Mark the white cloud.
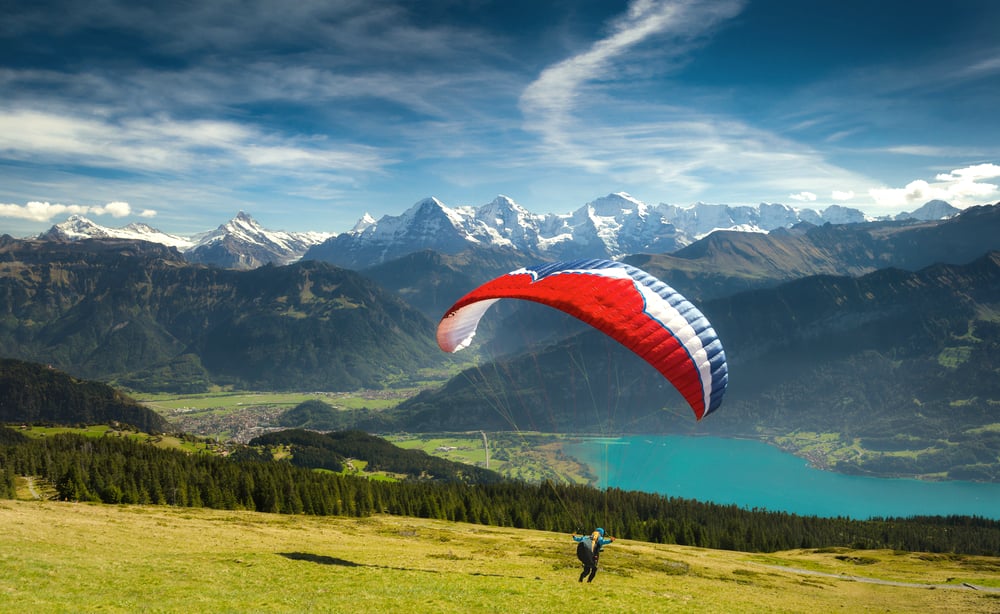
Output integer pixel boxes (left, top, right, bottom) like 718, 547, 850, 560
935, 163, 1000, 182
789, 191, 817, 202
0, 200, 141, 222
869, 163, 1000, 209
96, 201, 132, 217
831, 190, 855, 201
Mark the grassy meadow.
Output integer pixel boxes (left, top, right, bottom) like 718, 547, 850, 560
2, 499, 998, 613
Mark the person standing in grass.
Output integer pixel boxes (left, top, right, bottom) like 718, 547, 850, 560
572, 528, 615, 582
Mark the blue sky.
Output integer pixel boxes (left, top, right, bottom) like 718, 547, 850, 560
1, 0, 998, 237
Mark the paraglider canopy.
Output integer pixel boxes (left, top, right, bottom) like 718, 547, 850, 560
436, 259, 728, 420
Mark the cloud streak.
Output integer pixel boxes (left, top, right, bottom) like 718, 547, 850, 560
517, 0, 875, 204
521, 0, 742, 148
0, 108, 390, 178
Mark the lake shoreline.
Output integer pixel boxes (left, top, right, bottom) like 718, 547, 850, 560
558, 430, 999, 485
559, 433, 1000, 520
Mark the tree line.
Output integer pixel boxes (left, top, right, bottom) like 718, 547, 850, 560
2, 429, 999, 556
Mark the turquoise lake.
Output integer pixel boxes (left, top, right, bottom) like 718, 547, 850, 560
563, 435, 1000, 520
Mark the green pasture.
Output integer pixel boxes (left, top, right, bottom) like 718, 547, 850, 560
2, 500, 998, 613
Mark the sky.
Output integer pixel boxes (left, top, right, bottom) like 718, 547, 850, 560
1, 0, 999, 238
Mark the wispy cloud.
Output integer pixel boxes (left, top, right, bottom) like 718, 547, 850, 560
954, 51, 1000, 80
884, 145, 992, 158
517, 0, 875, 204
521, 0, 743, 146
0, 108, 391, 176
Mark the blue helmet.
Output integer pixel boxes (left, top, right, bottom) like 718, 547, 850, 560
596, 528, 605, 536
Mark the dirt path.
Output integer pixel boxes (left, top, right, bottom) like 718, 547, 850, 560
24, 476, 41, 500
757, 563, 1000, 593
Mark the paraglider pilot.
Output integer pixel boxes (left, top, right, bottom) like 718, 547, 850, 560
572, 528, 615, 582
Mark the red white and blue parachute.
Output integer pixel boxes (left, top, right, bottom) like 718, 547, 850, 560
436, 259, 728, 420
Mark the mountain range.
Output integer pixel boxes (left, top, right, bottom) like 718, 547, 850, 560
5, 196, 999, 482
39, 211, 332, 270
30, 194, 960, 271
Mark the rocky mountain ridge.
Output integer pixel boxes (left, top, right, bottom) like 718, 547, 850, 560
30, 195, 961, 270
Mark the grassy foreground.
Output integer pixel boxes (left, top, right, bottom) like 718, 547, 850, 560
2, 500, 998, 613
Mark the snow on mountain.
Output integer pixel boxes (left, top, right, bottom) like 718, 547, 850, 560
34, 194, 962, 271
472, 195, 538, 249
185, 211, 332, 269
39, 215, 194, 250
659, 201, 829, 239
552, 192, 682, 258
38, 211, 331, 270
306, 193, 904, 268
895, 199, 960, 221
304, 197, 490, 269
819, 205, 874, 225
192, 211, 315, 253
351, 213, 377, 233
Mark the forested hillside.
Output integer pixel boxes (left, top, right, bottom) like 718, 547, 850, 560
0, 359, 169, 432
0, 238, 439, 391
249, 428, 502, 483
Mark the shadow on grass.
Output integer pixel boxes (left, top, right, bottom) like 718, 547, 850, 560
279, 552, 364, 567
279, 552, 519, 578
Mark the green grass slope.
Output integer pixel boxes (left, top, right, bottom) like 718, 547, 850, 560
1, 500, 997, 613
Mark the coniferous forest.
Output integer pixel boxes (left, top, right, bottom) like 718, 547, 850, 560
2, 429, 998, 557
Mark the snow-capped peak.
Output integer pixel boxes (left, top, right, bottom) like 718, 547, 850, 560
586, 192, 647, 217
819, 205, 874, 225
39, 215, 194, 249
200, 211, 274, 246
895, 199, 960, 221
351, 213, 377, 234
34, 195, 964, 271
185, 211, 333, 268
